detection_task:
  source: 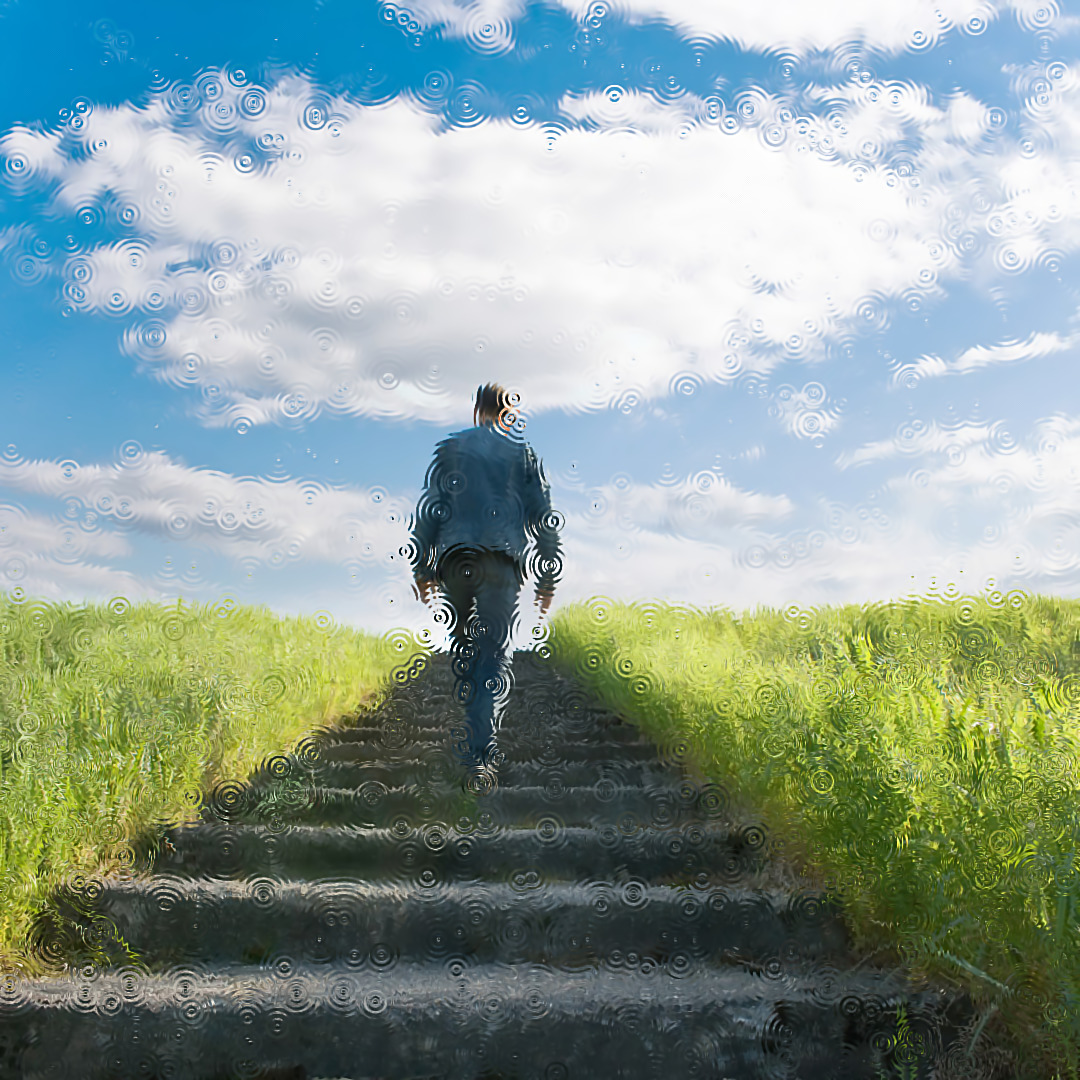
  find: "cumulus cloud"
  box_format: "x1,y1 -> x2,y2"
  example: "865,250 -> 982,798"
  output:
824,415 -> 1080,590
836,419 -> 1018,468
0,448 -> 794,622
568,468 -> 791,542
554,503 -> 993,614
404,0 -> 1062,55
3,42 -> 1080,619
0,447 -> 410,569
0,446 -> 427,628
891,331 -> 1079,385
556,414 -> 1080,611
0,502 -> 144,601
1,428 -> 1076,624
877,415 -> 1080,502
4,62 -> 1058,429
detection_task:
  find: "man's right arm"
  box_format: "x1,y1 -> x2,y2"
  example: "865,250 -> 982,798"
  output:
410,443 -> 447,596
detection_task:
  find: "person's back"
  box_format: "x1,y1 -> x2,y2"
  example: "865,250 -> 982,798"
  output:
411,422 -> 557,577
410,384 -> 561,789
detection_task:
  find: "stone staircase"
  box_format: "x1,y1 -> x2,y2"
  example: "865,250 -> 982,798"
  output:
0,652 -> 978,1079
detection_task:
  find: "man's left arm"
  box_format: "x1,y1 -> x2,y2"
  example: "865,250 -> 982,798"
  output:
523,447 -> 562,613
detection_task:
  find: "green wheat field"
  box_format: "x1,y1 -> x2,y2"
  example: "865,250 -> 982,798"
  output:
550,591 -> 1080,1077
0,595 -> 418,968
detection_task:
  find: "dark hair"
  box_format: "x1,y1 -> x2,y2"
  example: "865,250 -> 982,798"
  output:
474,383 -> 511,425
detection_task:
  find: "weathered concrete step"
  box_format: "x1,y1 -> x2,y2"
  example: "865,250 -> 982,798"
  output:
322,711 -> 645,743
145,821 -> 772,882
224,783 -> 708,830
331,714 -> 633,746
46,877 -> 851,968
0,961 -> 968,1080
338,699 -> 628,736
370,650 -> 604,700
307,755 -> 686,791
316,730 -> 666,767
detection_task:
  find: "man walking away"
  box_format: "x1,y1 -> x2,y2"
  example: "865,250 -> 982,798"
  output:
410,383 -> 562,790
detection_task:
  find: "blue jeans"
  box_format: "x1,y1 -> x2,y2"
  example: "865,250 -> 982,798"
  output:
436,549 -> 523,769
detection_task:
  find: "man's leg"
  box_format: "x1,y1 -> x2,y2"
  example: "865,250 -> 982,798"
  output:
438,550 -> 521,771
438,552 -> 478,764
463,554 -> 522,769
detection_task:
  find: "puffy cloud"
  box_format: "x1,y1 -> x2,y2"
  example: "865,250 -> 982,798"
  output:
575,470 -> 791,536
891,331 -> 1078,385
1,427 -> 1076,624
549,468 -> 793,610
1,67 -> 1029,430
561,0 -> 997,52
836,419 -> 1015,468
5,57 -> 1079,432
0,447 -> 424,629
552,503 -> 984,614
0,447 -> 409,569
556,431 -> 1080,612
876,415 -> 1080,503
830,416 -> 1080,584
550,413 -> 1080,613
406,0 -> 1062,55
0,501 -> 144,601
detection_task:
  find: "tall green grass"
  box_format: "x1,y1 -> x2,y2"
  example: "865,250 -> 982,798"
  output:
550,592 -> 1080,1078
0,593 -> 420,967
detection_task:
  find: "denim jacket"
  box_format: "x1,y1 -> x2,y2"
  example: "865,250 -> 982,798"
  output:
410,424 -> 562,591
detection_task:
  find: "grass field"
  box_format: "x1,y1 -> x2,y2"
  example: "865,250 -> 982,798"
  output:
549,592 -> 1080,1079
0,593 -> 420,968
5,586 -> 1078,1072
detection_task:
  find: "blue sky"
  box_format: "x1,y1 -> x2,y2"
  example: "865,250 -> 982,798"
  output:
1,0 -> 1079,638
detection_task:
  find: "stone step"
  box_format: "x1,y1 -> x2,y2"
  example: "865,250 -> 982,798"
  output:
305,755 -> 687,791
220,782 -> 709,830
144,820 -> 773,882
43,877 -> 852,969
322,708 -> 644,742
315,730 -> 666,767
337,699 -> 628,737
0,961 -> 970,1080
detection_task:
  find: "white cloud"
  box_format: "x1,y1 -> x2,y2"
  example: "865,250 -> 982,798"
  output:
551,505 -> 1006,615
403,0 -> 1064,56
0,501 -> 144,601
0,450 -> 793,626
1,69 -> 1011,429
4,59 -> 1079,430
3,427 -> 1079,628
880,415 -> 1080,500
0,448 -> 426,630
891,330 -> 1078,385
837,419 -> 1018,468
569,468 -> 791,540
559,88 -> 705,133
0,448 -> 409,568
552,418 -> 1080,612
537,412 -> 1080,614
820,415 -> 1080,596
5,49 -> 1080,620
560,0 -> 998,52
